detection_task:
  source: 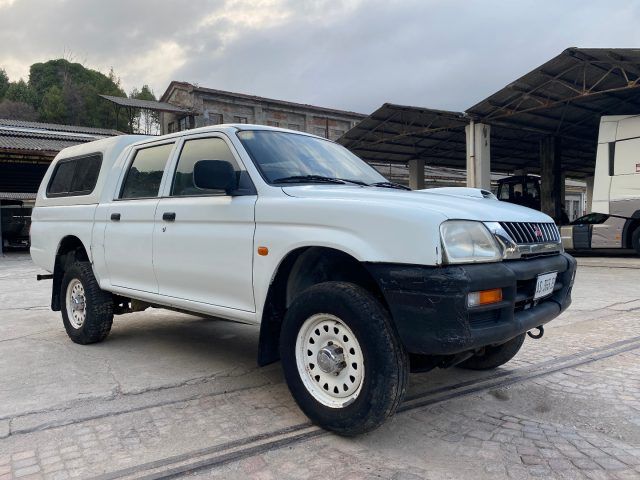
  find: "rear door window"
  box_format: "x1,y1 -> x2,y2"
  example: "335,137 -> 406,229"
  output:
47,154 -> 102,197
120,143 -> 174,199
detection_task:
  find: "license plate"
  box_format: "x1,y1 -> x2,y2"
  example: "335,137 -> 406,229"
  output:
534,272 -> 557,300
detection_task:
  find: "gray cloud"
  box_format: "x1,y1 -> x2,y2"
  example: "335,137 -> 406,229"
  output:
1,0 -> 639,113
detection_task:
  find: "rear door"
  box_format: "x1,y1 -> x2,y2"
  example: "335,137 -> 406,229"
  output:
103,142 -> 175,292
152,134 -> 257,311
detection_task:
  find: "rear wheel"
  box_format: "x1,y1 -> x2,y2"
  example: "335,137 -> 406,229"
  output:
458,333 -> 525,370
280,282 -> 408,436
61,261 -> 113,344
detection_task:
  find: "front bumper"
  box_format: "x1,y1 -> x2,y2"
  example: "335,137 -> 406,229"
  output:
366,253 -> 577,355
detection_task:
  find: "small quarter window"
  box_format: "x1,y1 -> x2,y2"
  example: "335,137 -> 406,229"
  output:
120,143 -> 174,199
47,154 -> 102,197
171,137 -> 239,196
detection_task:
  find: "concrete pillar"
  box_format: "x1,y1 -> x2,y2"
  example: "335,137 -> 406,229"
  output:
585,176 -> 594,213
465,122 -> 491,189
540,136 -> 563,222
254,106 -> 265,125
408,159 -> 425,190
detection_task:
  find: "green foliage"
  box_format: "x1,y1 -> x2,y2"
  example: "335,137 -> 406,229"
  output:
129,84 -> 160,134
28,59 -> 127,128
0,69 -> 8,99
0,59 -> 161,132
5,79 -> 35,105
40,85 -> 67,123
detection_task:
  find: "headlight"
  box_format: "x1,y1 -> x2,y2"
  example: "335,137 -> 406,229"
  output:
440,220 -> 502,264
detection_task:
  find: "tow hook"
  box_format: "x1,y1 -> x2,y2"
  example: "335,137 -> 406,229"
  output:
527,325 -> 544,339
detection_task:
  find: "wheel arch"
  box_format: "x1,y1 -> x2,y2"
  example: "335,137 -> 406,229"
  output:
51,235 -> 91,311
257,246 -> 389,366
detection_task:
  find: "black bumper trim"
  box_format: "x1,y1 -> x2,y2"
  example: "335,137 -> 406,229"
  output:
366,253 -> 576,355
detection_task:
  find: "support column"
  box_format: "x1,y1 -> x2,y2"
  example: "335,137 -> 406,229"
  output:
408,159 -> 425,190
585,176 -> 594,214
465,122 -> 491,189
540,136 -> 563,222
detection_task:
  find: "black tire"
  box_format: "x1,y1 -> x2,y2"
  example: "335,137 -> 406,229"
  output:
632,228 -> 640,256
60,260 -> 113,344
458,333 -> 525,371
280,281 -> 408,436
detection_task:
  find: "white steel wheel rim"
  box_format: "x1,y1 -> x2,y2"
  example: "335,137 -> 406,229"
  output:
66,279 -> 87,329
295,313 -> 365,409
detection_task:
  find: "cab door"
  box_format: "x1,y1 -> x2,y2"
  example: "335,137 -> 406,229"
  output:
152,134 -> 257,312
103,142 -> 175,292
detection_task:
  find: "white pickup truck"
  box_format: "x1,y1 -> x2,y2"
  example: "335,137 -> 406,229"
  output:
30,124 -> 576,435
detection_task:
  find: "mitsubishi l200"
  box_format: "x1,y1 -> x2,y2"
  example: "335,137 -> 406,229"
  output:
30,125 -> 576,435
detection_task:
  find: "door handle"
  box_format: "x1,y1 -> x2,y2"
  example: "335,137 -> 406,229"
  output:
110,213 -> 121,221
162,212 -> 176,222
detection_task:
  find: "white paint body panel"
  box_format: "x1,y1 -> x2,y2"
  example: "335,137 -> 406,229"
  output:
31,124 -> 557,326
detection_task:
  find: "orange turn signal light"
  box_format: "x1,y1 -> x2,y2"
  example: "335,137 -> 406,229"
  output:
257,246 -> 269,256
467,288 -> 503,307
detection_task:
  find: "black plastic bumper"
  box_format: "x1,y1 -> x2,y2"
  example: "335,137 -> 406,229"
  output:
365,253 -> 577,355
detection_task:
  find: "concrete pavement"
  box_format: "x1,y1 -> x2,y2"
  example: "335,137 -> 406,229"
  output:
0,252 -> 639,479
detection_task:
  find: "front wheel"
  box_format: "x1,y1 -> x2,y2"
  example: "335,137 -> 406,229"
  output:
280,282 -> 408,436
61,260 -> 114,344
457,333 -> 526,370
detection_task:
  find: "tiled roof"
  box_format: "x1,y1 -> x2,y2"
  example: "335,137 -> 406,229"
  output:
161,81 -> 367,119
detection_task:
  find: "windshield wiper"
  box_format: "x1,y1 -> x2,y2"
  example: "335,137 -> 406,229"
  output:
273,175 -> 346,184
369,181 -> 411,191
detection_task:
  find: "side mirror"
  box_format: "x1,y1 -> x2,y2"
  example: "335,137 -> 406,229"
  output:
193,160 -> 238,194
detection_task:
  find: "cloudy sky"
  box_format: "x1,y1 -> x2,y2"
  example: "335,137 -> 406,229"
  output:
1,0 -> 639,114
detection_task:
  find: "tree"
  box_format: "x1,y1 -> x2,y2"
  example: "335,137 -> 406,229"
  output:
0,100 -> 38,120
28,59 -> 127,128
130,84 -> 160,134
5,80 -> 35,105
0,69 -> 8,100
40,85 -> 67,123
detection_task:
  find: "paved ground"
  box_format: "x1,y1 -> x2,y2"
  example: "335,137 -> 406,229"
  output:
0,252 -> 639,479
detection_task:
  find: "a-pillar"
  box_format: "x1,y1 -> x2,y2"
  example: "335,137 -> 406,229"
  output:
540,136 -> 564,222
408,159 -> 425,190
465,122 -> 491,189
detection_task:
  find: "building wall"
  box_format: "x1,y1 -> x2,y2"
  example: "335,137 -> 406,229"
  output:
161,85 -> 363,141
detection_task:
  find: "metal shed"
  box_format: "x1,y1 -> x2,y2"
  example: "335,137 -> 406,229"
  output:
339,48 -> 640,219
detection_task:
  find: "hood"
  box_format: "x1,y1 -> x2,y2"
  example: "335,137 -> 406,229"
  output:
282,185 -> 554,223
421,187 -> 497,200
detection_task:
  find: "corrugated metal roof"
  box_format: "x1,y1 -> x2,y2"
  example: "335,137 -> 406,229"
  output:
0,133 -> 87,153
0,119 -> 120,155
0,119 -> 121,136
0,192 -> 37,201
340,48 -> 640,178
339,103 -> 468,165
99,95 -> 190,114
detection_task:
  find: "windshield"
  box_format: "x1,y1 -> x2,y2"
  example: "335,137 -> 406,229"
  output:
237,130 -> 388,185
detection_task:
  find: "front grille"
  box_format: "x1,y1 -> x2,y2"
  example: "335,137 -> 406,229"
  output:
499,222 -> 560,244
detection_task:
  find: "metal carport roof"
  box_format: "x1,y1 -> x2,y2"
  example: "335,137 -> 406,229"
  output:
339,48 -> 640,179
